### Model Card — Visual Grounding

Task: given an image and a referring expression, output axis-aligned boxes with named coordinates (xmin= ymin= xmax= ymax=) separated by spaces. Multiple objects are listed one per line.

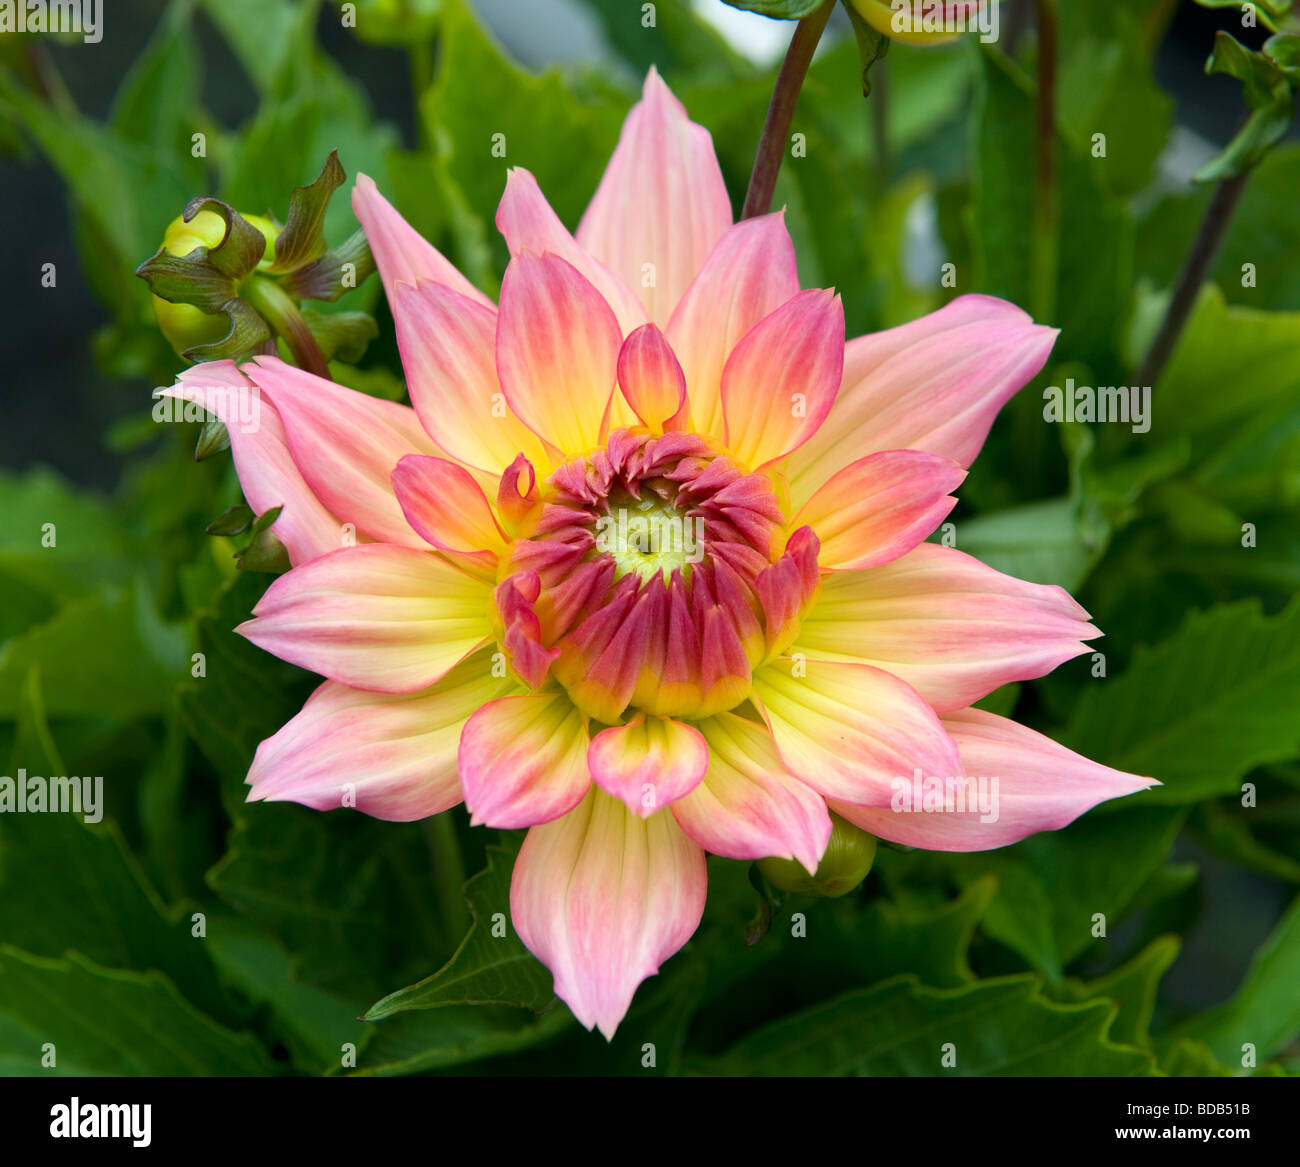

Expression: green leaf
xmin=363 ymin=842 xmax=555 ymax=1019
xmin=0 ymin=468 xmax=131 ymax=617
xmin=953 ymin=496 xmax=1104 ymax=590
xmin=1192 ymin=0 xmax=1293 ymax=34
xmin=110 ymin=0 xmax=201 ymax=152
xmin=904 ymin=807 xmax=1184 ymax=980
xmin=418 ymin=0 xmax=628 ymax=271
xmin=1196 ymin=32 xmax=1296 ymax=183
xmin=720 ymin=0 xmax=824 ymax=17
xmin=206 ymin=805 xmax=452 ymax=1005
xmin=0 ymin=585 xmax=190 ymax=720
xmin=353 ymin=1004 xmax=571 ymax=1076
xmin=176 ymin=572 xmax=311 ymax=792
xmin=1057 ymin=1 xmax=1173 ymax=196
xmin=694 ymin=974 xmax=1153 ymax=1075
xmin=1131 ymin=286 xmax=1300 ymax=440
xmin=1050 ymin=936 xmax=1180 ymax=1047
xmin=0 ymin=948 xmax=273 ymax=1076
xmin=0 ymin=671 xmax=236 ymax=1023
xmin=1192 ymin=801 xmax=1300 ymax=883
xmin=204 ymin=918 xmax=366 ymax=1073
xmin=1064 ymin=599 xmax=1300 ymax=805
xmin=196 ymin=0 xmax=300 ymax=93
xmin=1173 ymin=891 xmax=1300 ymax=1063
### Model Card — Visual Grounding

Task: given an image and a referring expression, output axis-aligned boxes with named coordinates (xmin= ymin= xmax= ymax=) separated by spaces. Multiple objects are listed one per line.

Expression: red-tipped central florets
xmin=494 ymin=429 xmax=821 ymax=724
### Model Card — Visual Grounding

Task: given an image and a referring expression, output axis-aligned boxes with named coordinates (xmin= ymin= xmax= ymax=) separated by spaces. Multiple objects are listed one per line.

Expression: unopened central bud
xmin=596 ymin=491 xmax=703 ymax=583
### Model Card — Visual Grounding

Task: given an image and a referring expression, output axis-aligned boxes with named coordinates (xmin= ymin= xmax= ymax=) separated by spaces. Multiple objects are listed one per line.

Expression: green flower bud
xmin=137 ymin=152 xmax=377 ymax=376
xmin=150 ymin=210 xmax=279 ymax=357
xmin=757 ymin=813 xmax=878 ymax=898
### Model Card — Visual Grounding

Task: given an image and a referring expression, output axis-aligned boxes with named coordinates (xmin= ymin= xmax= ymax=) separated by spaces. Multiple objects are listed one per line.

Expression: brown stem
xmin=741 ymin=0 xmax=835 ymax=221
xmin=1135 ymin=170 xmax=1251 ymax=390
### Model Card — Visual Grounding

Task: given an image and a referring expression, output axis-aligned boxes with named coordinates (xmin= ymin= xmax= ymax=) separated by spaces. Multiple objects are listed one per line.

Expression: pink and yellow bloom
xmin=165 ymin=69 xmax=1154 ymax=1038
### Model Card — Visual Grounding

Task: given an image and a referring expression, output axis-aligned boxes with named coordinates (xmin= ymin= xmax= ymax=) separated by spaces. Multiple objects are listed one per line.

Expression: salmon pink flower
xmin=164 ymin=68 xmax=1155 ymax=1039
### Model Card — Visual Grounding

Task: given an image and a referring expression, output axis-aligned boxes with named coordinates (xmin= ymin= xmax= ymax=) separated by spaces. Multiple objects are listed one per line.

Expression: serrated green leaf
xmin=1051 ymin=936 xmax=1180 ymax=1047
xmin=0 ymin=948 xmax=273 ymax=1076
xmin=364 ymin=842 xmax=555 ymax=1019
xmin=1064 ymin=599 xmax=1300 ymax=805
xmin=694 ymin=974 xmax=1153 ymax=1075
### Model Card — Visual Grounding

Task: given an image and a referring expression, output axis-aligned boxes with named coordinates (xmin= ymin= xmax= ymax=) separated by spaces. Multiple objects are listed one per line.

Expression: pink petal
xmin=458 ymin=692 xmax=592 ymax=829
xmin=496 ymin=252 xmax=623 ymax=454
xmin=237 ymin=544 xmax=493 ymax=693
xmin=671 ymin=713 xmax=831 ymax=874
xmin=794 ymin=449 xmax=966 ymax=570
xmin=617 ymin=323 xmax=690 ymax=432
xmin=510 ymin=787 xmax=707 ymax=1038
xmin=796 ymin=543 xmax=1099 ymax=714
xmin=245 ymin=356 xmax=439 ymax=547
xmin=246 ymin=650 xmax=509 ymax=821
xmin=352 ymin=173 xmax=494 ymax=308
xmin=495 ymin=167 xmax=646 ymax=336
xmin=830 ymin=707 xmax=1157 ymax=851
xmin=162 ymin=365 xmax=344 ymax=565
xmin=665 ymin=211 xmax=800 ymax=440
xmin=575 ymin=67 xmax=732 ymax=327
xmin=392 ymin=454 xmax=506 ymax=556
xmin=752 ymin=658 xmax=962 ymax=804
xmin=587 ymin=715 xmax=708 ymax=817
xmin=721 ymin=289 xmax=845 ymax=469
xmin=787 ymin=295 xmax=1057 ymax=508
xmin=391 ymin=280 xmax=553 ymax=475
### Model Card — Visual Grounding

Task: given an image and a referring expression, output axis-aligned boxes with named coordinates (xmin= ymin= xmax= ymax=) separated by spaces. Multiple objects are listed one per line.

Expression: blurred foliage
xmin=0 ymin=0 xmax=1298 ymax=1077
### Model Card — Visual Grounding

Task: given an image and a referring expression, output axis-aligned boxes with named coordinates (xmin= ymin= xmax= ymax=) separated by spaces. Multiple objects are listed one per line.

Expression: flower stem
xmin=1135 ymin=170 xmax=1251 ymax=390
xmin=740 ymin=0 xmax=835 ymax=221
xmin=241 ymin=275 xmax=331 ymax=380
xmin=1032 ymin=0 xmax=1059 ymax=324
xmin=423 ymin=812 xmax=469 ymax=934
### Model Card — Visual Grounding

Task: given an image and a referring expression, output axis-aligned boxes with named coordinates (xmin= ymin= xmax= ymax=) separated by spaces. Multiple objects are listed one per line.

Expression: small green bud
xmin=149 ymin=210 xmax=278 ymax=358
xmin=757 ymin=813 xmax=877 ymax=898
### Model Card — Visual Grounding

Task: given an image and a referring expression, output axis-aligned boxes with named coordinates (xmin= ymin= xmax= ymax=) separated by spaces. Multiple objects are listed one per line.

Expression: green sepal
xmin=235 ymin=506 xmax=290 ymax=574
xmin=194 ymin=417 xmax=230 ymax=462
xmin=268 ymin=150 xmax=346 ymax=275
xmin=843 ymin=0 xmax=891 ymax=97
xmin=279 ymin=228 xmax=376 ymax=301
xmin=181 ymin=298 xmax=274 ymax=363
xmin=205 ymin=504 xmax=255 ymax=537
xmin=181 ymin=197 xmax=269 ymax=279
xmin=134 ymin=249 xmax=237 ymax=313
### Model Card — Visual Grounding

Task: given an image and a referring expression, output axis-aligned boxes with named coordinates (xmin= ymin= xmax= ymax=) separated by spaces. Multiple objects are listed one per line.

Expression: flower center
xmin=598 ymin=490 xmax=702 ymax=583
xmin=494 ymin=429 xmax=820 ymax=724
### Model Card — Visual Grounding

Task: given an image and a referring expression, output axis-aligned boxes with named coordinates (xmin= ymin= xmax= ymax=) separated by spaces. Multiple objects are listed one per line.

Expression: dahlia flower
xmin=164 ymin=68 xmax=1154 ymax=1038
